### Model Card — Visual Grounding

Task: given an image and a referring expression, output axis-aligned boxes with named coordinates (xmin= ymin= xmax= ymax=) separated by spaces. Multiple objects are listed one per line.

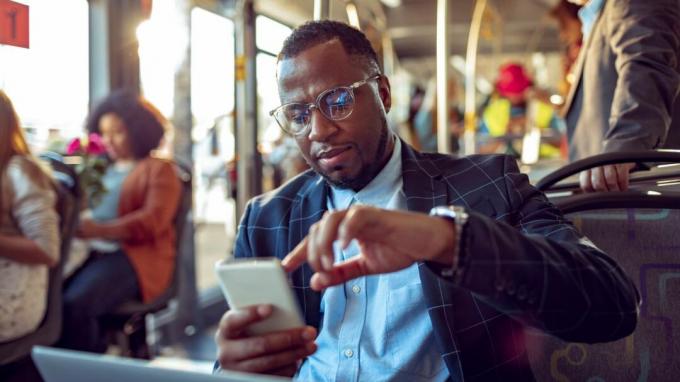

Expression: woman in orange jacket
xmin=59 ymin=90 xmax=181 ymax=352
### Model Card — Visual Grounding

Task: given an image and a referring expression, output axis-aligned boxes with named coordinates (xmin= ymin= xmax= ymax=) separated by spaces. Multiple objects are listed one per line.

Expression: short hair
xmin=86 ymin=89 xmax=166 ymax=159
xmin=278 ymin=20 xmax=381 ymax=73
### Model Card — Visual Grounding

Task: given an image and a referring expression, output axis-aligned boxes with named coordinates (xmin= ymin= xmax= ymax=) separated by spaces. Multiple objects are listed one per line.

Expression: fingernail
xmin=257 ymin=304 xmax=272 ymax=316
xmin=302 ymin=327 xmax=316 ymax=340
xmin=305 ymin=342 xmax=316 ymax=352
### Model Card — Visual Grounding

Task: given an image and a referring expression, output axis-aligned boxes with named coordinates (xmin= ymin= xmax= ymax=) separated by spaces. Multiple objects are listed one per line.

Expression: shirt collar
xmin=329 ymin=135 xmax=402 ymax=210
xmin=578 ymin=0 xmax=605 ymax=39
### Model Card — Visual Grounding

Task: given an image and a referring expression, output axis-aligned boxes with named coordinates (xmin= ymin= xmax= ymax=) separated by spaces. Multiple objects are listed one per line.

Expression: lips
xmin=316 ymin=146 xmax=350 ymax=160
xmin=315 ymin=145 xmax=353 ymax=168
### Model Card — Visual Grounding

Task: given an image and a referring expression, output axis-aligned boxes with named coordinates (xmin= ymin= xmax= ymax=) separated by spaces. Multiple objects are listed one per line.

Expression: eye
xmin=285 ymin=105 xmax=311 ymax=125
xmin=323 ymin=88 xmax=351 ymax=107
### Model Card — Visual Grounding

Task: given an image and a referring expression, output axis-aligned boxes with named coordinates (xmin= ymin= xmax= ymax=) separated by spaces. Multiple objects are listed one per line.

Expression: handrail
xmin=536 ymin=150 xmax=680 ymax=191
xmin=554 ymin=190 xmax=680 ymax=215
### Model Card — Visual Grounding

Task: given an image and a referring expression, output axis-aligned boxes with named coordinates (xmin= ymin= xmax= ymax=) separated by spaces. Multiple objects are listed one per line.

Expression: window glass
xmin=0 ymin=0 xmax=89 ymax=150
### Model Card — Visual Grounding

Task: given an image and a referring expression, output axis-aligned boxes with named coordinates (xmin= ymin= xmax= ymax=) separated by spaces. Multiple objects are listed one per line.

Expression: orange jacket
xmin=117 ymin=157 xmax=181 ymax=302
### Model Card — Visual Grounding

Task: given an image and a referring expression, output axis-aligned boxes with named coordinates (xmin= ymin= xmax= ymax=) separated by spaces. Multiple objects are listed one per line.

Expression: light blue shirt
xmin=89 ymin=161 xmax=134 ymax=252
xmin=578 ymin=0 xmax=605 ymax=40
xmin=296 ymin=137 xmax=450 ymax=382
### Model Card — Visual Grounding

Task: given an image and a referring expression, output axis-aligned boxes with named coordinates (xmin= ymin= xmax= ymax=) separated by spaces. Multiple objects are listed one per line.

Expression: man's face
xmin=276 ymin=39 xmax=393 ymax=190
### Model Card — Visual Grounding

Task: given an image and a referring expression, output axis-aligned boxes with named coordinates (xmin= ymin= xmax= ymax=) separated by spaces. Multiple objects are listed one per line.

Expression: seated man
xmin=215 ymin=20 xmax=639 ymax=381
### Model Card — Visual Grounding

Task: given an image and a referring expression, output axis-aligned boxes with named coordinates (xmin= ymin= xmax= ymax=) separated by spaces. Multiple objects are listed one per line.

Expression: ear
xmin=377 ymin=75 xmax=392 ymax=113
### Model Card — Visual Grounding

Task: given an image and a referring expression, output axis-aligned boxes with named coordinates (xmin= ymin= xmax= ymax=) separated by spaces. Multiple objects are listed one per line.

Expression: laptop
xmin=32 ymin=346 xmax=291 ymax=382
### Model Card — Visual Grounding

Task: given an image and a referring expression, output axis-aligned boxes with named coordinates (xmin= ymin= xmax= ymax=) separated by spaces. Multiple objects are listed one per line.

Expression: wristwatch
xmin=429 ymin=205 xmax=469 ymax=278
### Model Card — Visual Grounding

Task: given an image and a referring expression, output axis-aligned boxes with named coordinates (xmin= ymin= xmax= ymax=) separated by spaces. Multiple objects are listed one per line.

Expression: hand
xmin=579 ymin=163 xmax=635 ymax=192
xmin=215 ymin=304 xmax=317 ymax=377
xmin=75 ymin=218 xmax=102 ymax=239
xmin=282 ymin=205 xmax=456 ymax=291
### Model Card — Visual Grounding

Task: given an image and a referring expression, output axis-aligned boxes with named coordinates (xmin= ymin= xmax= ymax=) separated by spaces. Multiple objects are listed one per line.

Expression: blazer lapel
xmin=288 ymin=173 xmax=327 ymax=329
xmin=401 ymin=142 xmax=448 ymax=213
xmin=561 ymin=5 xmax=605 ymax=116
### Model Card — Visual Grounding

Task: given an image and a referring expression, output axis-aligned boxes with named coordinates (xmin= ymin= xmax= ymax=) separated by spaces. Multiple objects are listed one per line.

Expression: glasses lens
xmin=320 ymin=88 xmax=354 ymax=120
xmin=277 ymin=104 xmax=311 ymax=134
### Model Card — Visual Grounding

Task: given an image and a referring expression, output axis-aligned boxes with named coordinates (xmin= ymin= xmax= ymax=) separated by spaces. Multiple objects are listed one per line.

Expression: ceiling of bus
xmin=256 ymin=0 xmax=563 ymax=59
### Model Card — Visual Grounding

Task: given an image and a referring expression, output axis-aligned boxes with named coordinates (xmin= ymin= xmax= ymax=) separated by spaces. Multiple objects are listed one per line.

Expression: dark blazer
xmin=234 ymin=142 xmax=639 ymax=381
xmin=563 ymin=0 xmax=680 ymax=161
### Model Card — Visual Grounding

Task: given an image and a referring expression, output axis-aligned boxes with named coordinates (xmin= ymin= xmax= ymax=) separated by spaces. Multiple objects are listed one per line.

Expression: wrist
xmin=428 ymin=206 xmax=469 ymax=278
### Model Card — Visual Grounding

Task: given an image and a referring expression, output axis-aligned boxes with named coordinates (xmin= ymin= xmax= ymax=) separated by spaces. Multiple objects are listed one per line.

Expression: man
xmin=563 ymin=0 xmax=680 ymax=192
xmin=215 ymin=21 xmax=639 ymax=381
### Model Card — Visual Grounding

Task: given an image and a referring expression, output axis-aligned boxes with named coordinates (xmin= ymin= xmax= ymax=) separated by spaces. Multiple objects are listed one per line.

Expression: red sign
xmin=0 ymin=0 xmax=29 ymax=49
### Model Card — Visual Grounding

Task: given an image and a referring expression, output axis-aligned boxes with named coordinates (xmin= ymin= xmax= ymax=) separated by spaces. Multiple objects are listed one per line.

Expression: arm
xmin=0 ymin=160 xmax=60 ymax=267
xmin=79 ymin=161 xmax=181 ymax=242
xmin=0 ymin=234 xmax=58 ymax=266
xmin=450 ymin=156 xmax=640 ymax=342
xmin=283 ymin=156 xmax=639 ymax=343
xmin=602 ymin=0 xmax=680 ymax=152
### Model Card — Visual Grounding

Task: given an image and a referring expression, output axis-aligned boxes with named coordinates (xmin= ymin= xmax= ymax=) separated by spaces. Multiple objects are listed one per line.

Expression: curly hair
xmin=86 ymin=90 xmax=167 ymax=159
xmin=278 ymin=20 xmax=381 ymax=73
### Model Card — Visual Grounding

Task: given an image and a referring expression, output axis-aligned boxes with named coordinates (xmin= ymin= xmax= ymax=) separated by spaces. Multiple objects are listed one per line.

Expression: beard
xmin=320 ymin=124 xmax=391 ymax=191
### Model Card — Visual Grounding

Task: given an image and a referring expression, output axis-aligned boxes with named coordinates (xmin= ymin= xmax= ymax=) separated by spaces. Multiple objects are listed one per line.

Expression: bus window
xmin=0 ymin=0 xmax=89 ymax=150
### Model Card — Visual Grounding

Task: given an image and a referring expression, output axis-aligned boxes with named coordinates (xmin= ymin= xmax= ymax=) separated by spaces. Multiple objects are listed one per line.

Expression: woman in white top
xmin=0 ymin=90 xmax=60 ymax=343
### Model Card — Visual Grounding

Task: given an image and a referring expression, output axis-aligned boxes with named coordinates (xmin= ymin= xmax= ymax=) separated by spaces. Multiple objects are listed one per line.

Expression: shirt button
xmin=352 ymin=285 xmax=361 ymax=294
xmin=344 ymin=349 xmax=354 ymax=358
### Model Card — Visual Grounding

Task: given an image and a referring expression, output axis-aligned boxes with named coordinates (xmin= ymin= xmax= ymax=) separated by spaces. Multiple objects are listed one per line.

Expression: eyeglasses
xmin=269 ymin=75 xmax=381 ymax=136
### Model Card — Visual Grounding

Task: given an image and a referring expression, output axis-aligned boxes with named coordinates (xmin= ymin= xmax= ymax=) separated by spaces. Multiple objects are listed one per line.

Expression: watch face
xmin=430 ymin=206 xmax=458 ymax=219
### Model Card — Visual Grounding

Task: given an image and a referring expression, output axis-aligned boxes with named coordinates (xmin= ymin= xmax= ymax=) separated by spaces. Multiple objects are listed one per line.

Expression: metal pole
xmin=234 ymin=0 xmax=260 ymax=219
xmin=314 ymin=0 xmax=329 ymax=20
xmin=436 ymin=0 xmax=450 ymax=154
xmin=463 ymin=0 xmax=487 ymax=155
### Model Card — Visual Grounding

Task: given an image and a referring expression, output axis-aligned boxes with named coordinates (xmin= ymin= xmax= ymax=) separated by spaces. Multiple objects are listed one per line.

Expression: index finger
xmin=281 ymin=236 xmax=309 ymax=273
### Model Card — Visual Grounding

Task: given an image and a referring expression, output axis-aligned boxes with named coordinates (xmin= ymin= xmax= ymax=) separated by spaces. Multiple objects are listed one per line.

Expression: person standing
xmin=563 ymin=0 xmax=680 ymax=192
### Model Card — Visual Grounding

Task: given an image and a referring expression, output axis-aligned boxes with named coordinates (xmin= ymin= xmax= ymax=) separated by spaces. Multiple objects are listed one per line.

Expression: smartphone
xmin=215 ymin=258 xmax=305 ymax=336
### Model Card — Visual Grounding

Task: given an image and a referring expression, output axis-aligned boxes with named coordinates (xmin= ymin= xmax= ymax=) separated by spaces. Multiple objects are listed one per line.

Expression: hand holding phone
xmin=215 ymin=258 xmax=304 ymax=335
xmin=214 ymin=258 xmax=316 ymax=377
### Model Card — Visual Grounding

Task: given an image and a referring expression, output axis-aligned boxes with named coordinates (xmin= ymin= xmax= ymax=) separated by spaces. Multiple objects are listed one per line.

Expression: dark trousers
xmin=59 ymin=249 xmax=140 ymax=352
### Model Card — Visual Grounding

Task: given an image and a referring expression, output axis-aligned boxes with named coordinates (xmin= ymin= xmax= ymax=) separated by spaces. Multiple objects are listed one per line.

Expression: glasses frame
xmin=269 ymin=74 xmax=381 ymax=136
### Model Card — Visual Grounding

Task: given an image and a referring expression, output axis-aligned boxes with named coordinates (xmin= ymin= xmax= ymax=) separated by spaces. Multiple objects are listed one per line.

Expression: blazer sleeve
xmin=439 ymin=156 xmax=640 ymax=343
xmin=116 ymin=160 xmax=181 ymax=243
xmin=233 ymin=200 xmax=255 ymax=259
xmin=602 ymin=0 xmax=680 ymax=152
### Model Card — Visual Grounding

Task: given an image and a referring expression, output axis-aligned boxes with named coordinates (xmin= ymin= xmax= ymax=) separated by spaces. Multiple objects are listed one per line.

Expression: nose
xmin=306 ymin=108 xmax=338 ymax=142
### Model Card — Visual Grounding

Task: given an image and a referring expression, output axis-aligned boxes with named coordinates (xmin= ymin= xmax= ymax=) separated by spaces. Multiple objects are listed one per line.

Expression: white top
xmin=0 ymin=155 xmax=60 ymax=342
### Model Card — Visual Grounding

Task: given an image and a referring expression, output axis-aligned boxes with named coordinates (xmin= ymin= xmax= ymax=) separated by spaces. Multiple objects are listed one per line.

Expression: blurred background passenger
xmin=58 ymin=90 xmax=181 ymax=353
xmin=479 ymin=62 xmax=563 ymax=158
xmin=412 ymin=78 xmax=463 ymax=153
xmin=0 ymin=90 xmax=60 ymax=343
xmin=549 ymin=0 xmax=584 ymax=95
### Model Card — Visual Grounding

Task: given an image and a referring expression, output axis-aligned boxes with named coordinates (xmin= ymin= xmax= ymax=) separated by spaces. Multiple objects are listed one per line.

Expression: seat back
xmin=527 ymin=205 xmax=680 ymax=380
xmin=0 ymin=155 xmax=79 ymax=365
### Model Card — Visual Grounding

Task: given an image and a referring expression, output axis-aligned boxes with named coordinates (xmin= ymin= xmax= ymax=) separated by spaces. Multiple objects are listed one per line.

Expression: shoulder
xmin=416 ymin=151 xmax=514 ymax=177
xmin=248 ymin=169 xmax=320 ymax=213
xmin=135 ymin=156 xmax=180 ymax=178
xmin=6 ymin=155 xmax=52 ymax=190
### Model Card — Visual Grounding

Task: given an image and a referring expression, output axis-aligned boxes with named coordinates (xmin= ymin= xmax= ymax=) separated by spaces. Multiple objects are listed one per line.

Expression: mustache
xmin=312 ymin=143 xmax=354 ymax=159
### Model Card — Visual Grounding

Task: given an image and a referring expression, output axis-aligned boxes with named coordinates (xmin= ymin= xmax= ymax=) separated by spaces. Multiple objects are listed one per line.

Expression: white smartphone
xmin=215 ymin=258 xmax=305 ymax=336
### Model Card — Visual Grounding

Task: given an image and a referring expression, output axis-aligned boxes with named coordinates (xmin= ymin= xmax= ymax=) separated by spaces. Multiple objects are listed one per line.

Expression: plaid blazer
xmin=234 ymin=142 xmax=639 ymax=381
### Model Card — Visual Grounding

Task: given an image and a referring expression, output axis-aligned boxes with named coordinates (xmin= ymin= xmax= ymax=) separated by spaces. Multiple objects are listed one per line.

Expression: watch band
xmin=429 ymin=205 xmax=469 ymax=278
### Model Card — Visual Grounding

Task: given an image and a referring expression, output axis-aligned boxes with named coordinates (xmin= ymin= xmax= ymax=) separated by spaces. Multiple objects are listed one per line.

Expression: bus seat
xmin=527 ymin=193 xmax=680 ymax=380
